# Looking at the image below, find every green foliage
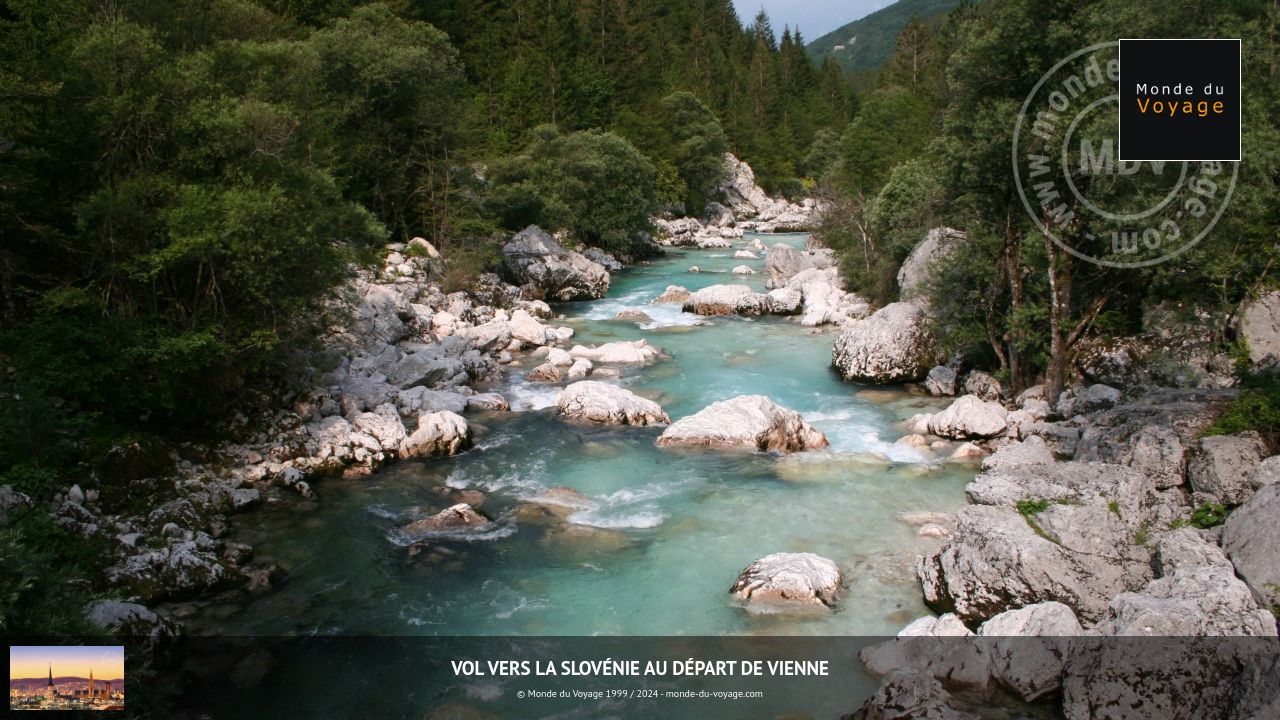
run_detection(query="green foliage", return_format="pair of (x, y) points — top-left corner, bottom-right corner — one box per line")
(1205, 372), (1280, 445)
(835, 89), (935, 197)
(1190, 503), (1230, 529)
(0, 513), (101, 636)
(488, 126), (657, 253)
(800, 128), (842, 180)
(412, 0), (853, 195)
(1016, 498), (1051, 516)
(1134, 522), (1150, 547)
(820, 0), (1280, 399)
(659, 92), (729, 213)
(302, 5), (466, 239)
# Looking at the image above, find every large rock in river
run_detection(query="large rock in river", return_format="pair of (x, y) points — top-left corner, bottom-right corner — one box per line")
(927, 395), (1008, 439)
(399, 411), (472, 457)
(556, 381), (670, 426)
(682, 284), (771, 316)
(501, 225), (610, 300)
(832, 302), (937, 383)
(763, 244), (835, 289)
(400, 503), (490, 536)
(656, 395), (828, 453)
(568, 339), (662, 364)
(729, 552), (842, 610)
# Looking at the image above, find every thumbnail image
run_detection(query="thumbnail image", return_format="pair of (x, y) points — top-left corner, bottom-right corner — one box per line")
(9, 646), (124, 711)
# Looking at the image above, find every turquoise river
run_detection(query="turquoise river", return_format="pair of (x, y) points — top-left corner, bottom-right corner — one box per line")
(188, 232), (976, 637)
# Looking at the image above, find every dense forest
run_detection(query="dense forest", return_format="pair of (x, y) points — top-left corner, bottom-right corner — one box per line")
(813, 0), (1280, 405)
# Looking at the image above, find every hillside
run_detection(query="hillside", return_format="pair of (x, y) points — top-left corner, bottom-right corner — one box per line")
(805, 0), (962, 72)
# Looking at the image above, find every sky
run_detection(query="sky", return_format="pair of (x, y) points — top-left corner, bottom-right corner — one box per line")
(731, 0), (888, 41)
(10, 646), (125, 680)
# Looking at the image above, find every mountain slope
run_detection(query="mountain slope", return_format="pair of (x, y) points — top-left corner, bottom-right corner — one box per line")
(805, 0), (962, 72)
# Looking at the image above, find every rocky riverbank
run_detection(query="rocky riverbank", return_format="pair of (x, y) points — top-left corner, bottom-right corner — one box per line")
(837, 227), (1280, 718)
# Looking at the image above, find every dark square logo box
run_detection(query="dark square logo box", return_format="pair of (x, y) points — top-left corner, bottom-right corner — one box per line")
(1119, 38), (1241, 161)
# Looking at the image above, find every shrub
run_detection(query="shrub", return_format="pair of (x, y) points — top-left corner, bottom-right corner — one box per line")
(1204, 371), (1280, 447)
(1190, 503), (1230, 529)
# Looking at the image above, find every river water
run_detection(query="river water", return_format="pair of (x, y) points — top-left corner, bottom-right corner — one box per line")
(191, 232), (974, 637)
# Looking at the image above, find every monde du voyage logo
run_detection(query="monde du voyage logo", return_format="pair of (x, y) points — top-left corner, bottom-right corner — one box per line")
(1012, 38), (1241, 268)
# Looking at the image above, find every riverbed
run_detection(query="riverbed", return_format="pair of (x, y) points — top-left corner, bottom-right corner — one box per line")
(189, 232), (974, 636)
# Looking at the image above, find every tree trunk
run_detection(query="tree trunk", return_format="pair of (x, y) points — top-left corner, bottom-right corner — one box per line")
(1004, 212), (1026, 391)
(1044, 236), (1072, 405)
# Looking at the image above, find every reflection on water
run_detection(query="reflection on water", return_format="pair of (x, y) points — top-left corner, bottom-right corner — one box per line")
(189, 233), (974, 637)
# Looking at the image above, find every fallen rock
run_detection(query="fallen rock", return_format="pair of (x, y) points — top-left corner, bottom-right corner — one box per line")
(407, 236), (440, 259)
(527, 363), (562, 382)
(962, 371), (1004, 402)
(860, 615), (992, 696)
(1060, 635), (1279, 720)
(979, 601), (1083, 637)
(651, 285), (691, 304)
(1066, 383), (1122, 415)
(928, 396), (1008, 439)
(582, 247), (623, 271)
(400, 503), (489, 536)
(399, 411), (472, 457)
(682, 284), (771, 316)
(613, 309), (653, 324)
(1187, 431), (1266, 505)
(568, 339), (662, 364)
(979, 602), (1083, 702)
(980, 436), (1055, 471)
(84, 600), (179, 640)
(566, 358), (593, 379)
(832, 302), (937, 383)
(657, 395), (829, 453)
(556, 381), (670, 426)
(964, 461), (1184, 536)
(925, 366), (958, 396)
(766, 287), (803, 314)
(949, 442), (985, 461)
(467, 393), (510, 412)
(352, 404), (407, 453)
(731, 264), (755, 275)
(763, 243), (835, 289)
(501, 225), (610, 300)
(1074, 388), (1236, 487)
(729, 552), (842, 610)
(507, 308), (554, 346)
(1250, 456), (1280, 488)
